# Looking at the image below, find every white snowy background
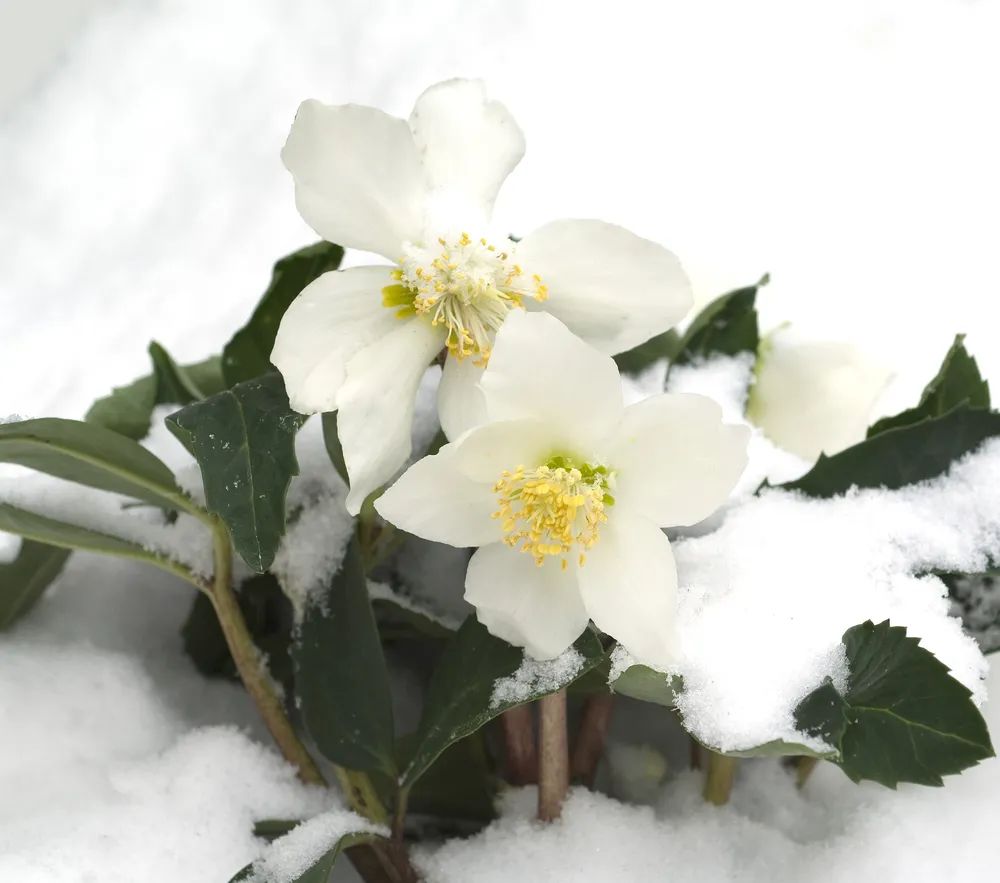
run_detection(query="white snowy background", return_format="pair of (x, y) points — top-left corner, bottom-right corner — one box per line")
(1, 1), (1000, 881)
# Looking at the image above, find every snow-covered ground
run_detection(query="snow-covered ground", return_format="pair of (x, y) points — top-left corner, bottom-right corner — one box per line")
(2, 1), (1000, 881)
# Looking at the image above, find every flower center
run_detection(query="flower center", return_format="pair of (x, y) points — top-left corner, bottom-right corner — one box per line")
(382, 232), (548, 365)
(493, 457), (615, 570)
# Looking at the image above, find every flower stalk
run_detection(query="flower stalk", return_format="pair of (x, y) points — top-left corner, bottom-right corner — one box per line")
(571, 692), (615, 787)
(537, 689), (570, 821)
(703, 750), (738, 806)
(501, 705), (538, 785)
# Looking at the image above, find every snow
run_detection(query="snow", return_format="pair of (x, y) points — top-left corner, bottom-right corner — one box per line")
(490, 648), (586, 707)
(2, 0), (1000, 880)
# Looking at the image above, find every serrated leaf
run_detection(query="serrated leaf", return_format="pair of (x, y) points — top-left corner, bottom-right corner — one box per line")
(166, 374), (305, 571)
(773, 406), (1000, 498)
(222, 242), (344, 386)
(0, 417), (187, 510)
(227, 830), (379, 883)
(293, 538), (396, 776)
(670, 276), (766, 369)
(869, 335), (989, 436)
(614, 329), (682, 376)
(0, 539), (70, 629)
(790, 620), (993, 787)
(400, 617), (604, 793)
(609, 663), (680, 707)
(86, 353), (225, 440)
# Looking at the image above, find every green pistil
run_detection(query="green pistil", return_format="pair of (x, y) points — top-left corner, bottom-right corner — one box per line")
(381, 283), (417, 318)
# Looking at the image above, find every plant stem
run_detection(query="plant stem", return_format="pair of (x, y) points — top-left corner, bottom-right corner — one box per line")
(571, 692), (615, 787)
(537, 689), (570, 821)
(796, 755), (819, 788)
(206, 518), (325, 786)
(703, 750), (738, 806)
(501, 705), (538, 785)
(689, 735), (703, 770)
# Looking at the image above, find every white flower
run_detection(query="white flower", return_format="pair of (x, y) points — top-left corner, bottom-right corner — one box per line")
(746, 328), (892, 461)
(375, 311), (749, 669)
(271, 79), (693, 514)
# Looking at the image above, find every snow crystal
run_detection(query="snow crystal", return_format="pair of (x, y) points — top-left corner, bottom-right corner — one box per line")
(490, 648), (586, 707)
(242, 810), (384, 883)
(670, 439), (1000, 752)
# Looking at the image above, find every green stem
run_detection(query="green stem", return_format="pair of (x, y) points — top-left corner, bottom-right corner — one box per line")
(796, 755), (819, 788)
(703, 750), (738, 806)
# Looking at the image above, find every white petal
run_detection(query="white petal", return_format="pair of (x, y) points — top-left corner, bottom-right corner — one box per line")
(577, 511), (678, 671)
(409, 79), (525, 223)
(451, 419), (561, 483)
(375, 443), (498, 547)
(282, 100), (426, 259)
(437, 355), (488, 441)
(480, 311), (624, 446)
(271, 267), (399, 415)
(746, 331), (893, 460)
(515, 220), (693, 355)
(608, 394), (749, 527)
(336, 319), (444, 514)
(466, 543), (589, 660)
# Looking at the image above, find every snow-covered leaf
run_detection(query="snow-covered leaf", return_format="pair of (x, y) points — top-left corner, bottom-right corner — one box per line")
(400, 617), (604, 794)
(86, 351), (225, 440)
(868, 335), (990, 437)
(670, 277), (765, 370)
(222, 241), (344, 387)
(609, 664), (679, 707)
(775, 406), (1000, 498)
(228, 829), (380, 883)
(796, 620), (994, 787)
(166, 374), (306, 571)
(0, 539), (70, 629)
(0, 417), (187, 510)
(293, 537), (397, 777)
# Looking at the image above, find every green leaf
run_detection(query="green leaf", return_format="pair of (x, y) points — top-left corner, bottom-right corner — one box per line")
(773, 406), (1000, 498)
(293, 537), (396, 776)
(0, 539), (70, 629)
(400, 618), (604, 793)
(609, 663), (679, 707)
(868, 335), (990, 437)
(86, 353), (224, 440)
(222, 242), (344, 386)
(371, 592), (456, 642)
(0, 417), (188, 511)
(397, 731), (496, 822)
(614, 329), (682, 376)
(792, 620), (994, 787)
(320, 411), (349, 485)
(182, 573), (294, 684)
(227, 831), (379, 883)
(166, 374), (306, 572)
(670, 276), (766, 369)
(148, 341), (210, 404)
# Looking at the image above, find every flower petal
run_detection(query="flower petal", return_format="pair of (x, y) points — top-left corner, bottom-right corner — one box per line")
(282, 99), (426, 259)
(409, 79), (525, 226)
(480, 311), (624, 445)
(577, 510), (678, 671)
(746, 332), (892, 460)
(515, 220), (693, 355)
(375, 443), (498, 547)
(465, 543), (590, 660)
(271, 267), (400, 415)
(336, 318), (444, 514)
(437, 355), (488, 441)
(608, 393), (749, 528)
(451, 419), (561, 483)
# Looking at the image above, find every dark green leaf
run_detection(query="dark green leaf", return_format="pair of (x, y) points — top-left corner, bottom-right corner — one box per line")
(791, 620), (993, 787)
(148, 341), (209, 404)
(251, 819), (299, 842)
(774, 406), (1000, 498)
(222, 242), (344, 386)
(0, 540), (70, 629)
(868, 335), (990, 436)
(182, 573), (294, 684)
(609, 664), (680, 707)
(614, 329), (682, 376)
(227, 831), (379, 883)
(371, 592), (456, 642)
(670, 275), (766, 368)
(86, 354), (224, 440)
(397, 731), (496, 822)
(0, 418), (187, 510)
(320, 412), (349, 485)
(293, 537), (396, 776)
(401, 617), (604, 792)
(166, 374), (306, 571)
